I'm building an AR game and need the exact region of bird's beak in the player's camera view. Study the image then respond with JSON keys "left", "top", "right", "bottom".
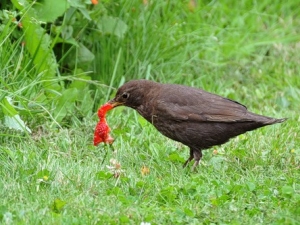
{"left": 107, "top": 98, "right": 123, "bottom": 108}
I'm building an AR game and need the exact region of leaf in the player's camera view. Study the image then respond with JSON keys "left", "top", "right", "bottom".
{"left": 1, "top": 97, "right": 31, "bottom": 133}
{"left": 246, "top": 182, "right": 256, "bottom": 192}
{"left": 78, "top": 7, "right": 91, "bottom": 21}
{"left": 77, "top": 43, "right": 95, "bottom": 63}
{"left": 1, "top": 97, "right": 18, "bottom": 116}
{"left": 51, "top": 199, "right": 66, "bottom": 213}
{"left": 11, "top": 0, "right": 61, "bottom": 94}
{"left": 53, "top": 88, "right": 78, "bottom": 123}
{"left": 281, "top": 186, "right": 294, "bottom": 196}
{"left": 96, "top": 171, "right": 112, "bottom": 180}
{"left": 184, "top": 207, "right": 195, "bottom": 217}
{"left": 68, "top": 0, "right": 86, "bottom": 8}
{"left": 36, "top": 169, "right": 50, "bottom": 179}
{"left": 69, "top": 74, "right": 91, "bottom": 90}
{"left": 77, "top": 88, "right": 94, "bottom": 116}
{"left": 60, "top": 25, "right": 74, "bottom": 40}
{"left": 65, "top": 43, "right": 95, "bottom": 68}
{"left": 168, "top": 152, "right": 185, "bottom": 163}
{"left": 69, "top": 74, "right": 93, "bottom": 115}
{"left": 209, "top": 156, "right": 227, "bottom": 170}
{"left": 34, "top": 0, "right": 70, "bottom": 23}
{"left": 4, "top": 115, "right": 32, "bottom": 133}
{"left": 97, "top": 16, "right": 128, "bottom": 38}
{"left": 136, "top": 181, "right": 145, "bottom": 188}
{"left": 54, "top": 37, "right": 79, "bottom": 46}
{"left": 119, "top": 215, "right": 130, "bottom": 223}
{"left": 158, "top": 186, "right": 178, "bottom": 203}
{"left": 106, "top": 187, "right": 122, "bottom": 195}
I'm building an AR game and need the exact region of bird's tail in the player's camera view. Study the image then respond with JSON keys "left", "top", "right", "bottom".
{"left": 260, "top": 117, "right": 287, "bottom": 125}
{"left": 248, "top": 112, "right": 287, "bottom": 125}
{"left": 272, "top": 118, "right": 288, "bottom": 124}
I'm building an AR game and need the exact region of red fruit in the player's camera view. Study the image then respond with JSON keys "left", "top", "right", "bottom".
{"left": 94, "top": 103, "right": 114, "bottom": 146}
{"left": 97, "top": 103, "right": 113, "bottom": 119}
{"left": 93, "top": 119, "right": 114, "bottom": 146}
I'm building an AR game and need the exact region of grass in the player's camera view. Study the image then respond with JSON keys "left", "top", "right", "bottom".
{"left": 1, "top": 0, "right": 300, "bottom": 224}
{"left": 0, "top": 115, "right": 299, "bottom": 224}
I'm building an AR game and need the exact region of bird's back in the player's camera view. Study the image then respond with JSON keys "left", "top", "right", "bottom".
{"left": 140, "top": 81, "right": 286, "bottom": 149}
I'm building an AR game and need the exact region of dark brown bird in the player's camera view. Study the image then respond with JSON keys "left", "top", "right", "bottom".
{"left": 107, "top": 80, "right": 286, "bottom": 170}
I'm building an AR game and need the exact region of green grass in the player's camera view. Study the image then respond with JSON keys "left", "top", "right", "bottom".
{"left": 1, "top": 0, "right": 300, "bottom": 224}
{"left": 1, "top": 113, "right": 299, "bottom": 224}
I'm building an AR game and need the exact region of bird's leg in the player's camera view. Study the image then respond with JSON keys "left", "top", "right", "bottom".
{"left": 192, "top": 149, "right": 202, "bottom": 171}
{"left": 183, "top": 148, "right": 194, "bottom": 168}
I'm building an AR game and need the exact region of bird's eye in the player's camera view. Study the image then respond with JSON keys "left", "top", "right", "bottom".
{"left": 122, "top": 92, "right": 129, "bottom": 99}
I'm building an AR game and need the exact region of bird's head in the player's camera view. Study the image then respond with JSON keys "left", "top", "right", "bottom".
{"left": 107, "top": 80, "right": 152, "bottom": 109}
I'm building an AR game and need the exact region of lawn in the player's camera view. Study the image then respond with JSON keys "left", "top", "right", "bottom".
{"left": 0, "top": 0, "right": 299, "bottom": 224}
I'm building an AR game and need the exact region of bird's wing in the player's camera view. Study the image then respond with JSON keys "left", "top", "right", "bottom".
{"left": 156, "top": 87, "right": 252, "bottom": 123}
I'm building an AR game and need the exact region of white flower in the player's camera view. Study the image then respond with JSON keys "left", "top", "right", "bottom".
{"left": 106, "top": 158, "right": 124, "bottom": 178}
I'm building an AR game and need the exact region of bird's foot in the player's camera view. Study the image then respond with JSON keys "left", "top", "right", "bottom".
{"left": 191, "top": 160, "right": 200, "bottom": 172}
{"left": 183, "top": 156, "right": 193, "bottom": 168}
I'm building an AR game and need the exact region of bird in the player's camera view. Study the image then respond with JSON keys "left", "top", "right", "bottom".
{"left": 106, "top": 79, "right": 286, "bottom": 170}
